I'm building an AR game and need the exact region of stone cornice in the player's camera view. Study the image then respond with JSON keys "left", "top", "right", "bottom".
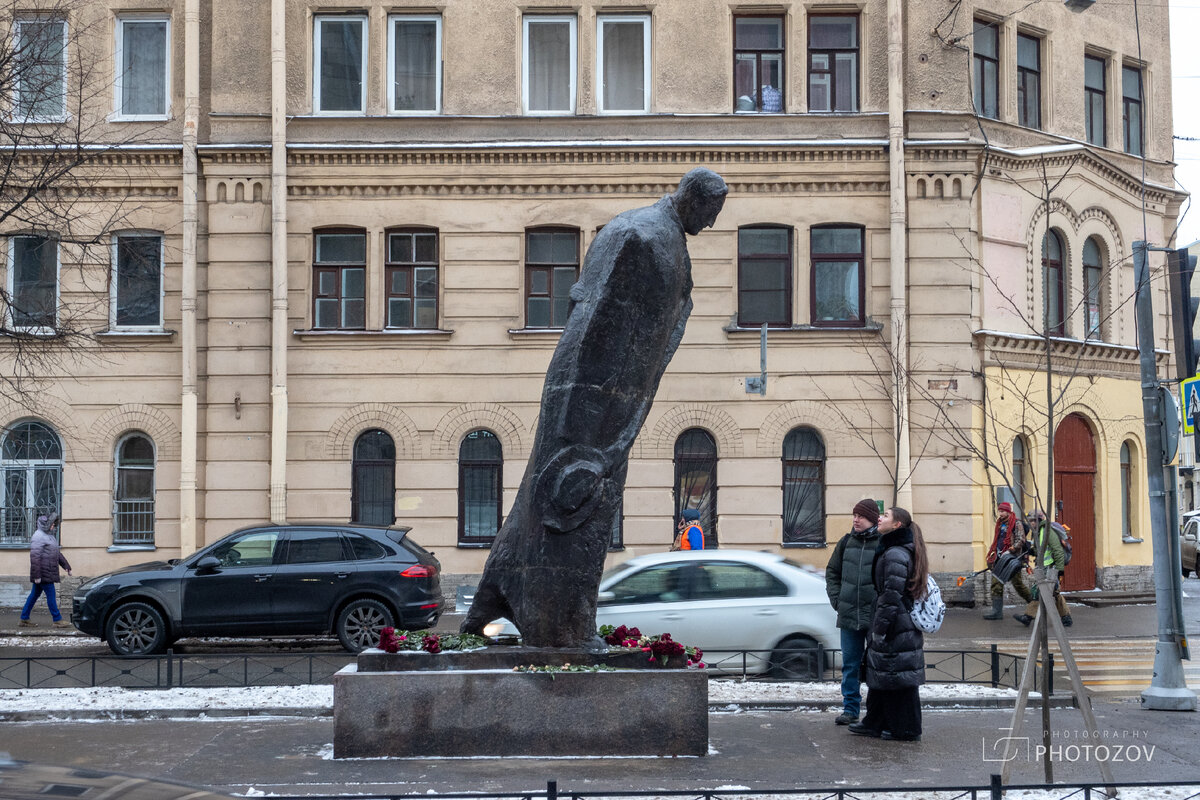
{"left": 972, "top": 329, "right": 1167, "bottom": 378}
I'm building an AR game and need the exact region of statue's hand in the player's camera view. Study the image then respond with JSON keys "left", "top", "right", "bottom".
{"left": 532, "top": 445, "right": 607, "bottom": 533}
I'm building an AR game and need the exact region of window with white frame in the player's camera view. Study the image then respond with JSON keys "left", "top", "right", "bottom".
{"left": 314, "top": 15, "right": 367, "bottom": 114}
{"left": 6, "top": 235, "right": 57, "bottom": 331}
{"left": 113, "top": 432, "right": 155, "bottom": 546}
{"left": 115, "top": 16, "right": 169, "bottom": 118}
{"left": 14, "top": 17, "right": 67, "bottom": 121}
{"left": 597, "top": 15, "right": 649, "bottom": 113}
{"left": 389, "top": 15, "right": 440, "bottom": 113}
{"left": 112, "top": 233, "right": 163, "bottom": 329}
{"left": 523, "top": 15, "right": 576, "bottom": 114}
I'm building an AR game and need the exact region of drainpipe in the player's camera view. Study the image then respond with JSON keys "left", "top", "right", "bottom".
{"left": 269, "top": 0, "right": 289, "bottom": 522}
{"left": 888, "top": 0, "right": 912, "bottom": 506}
{"left": 179, "top": 0, "right": 200, "bottom": 554}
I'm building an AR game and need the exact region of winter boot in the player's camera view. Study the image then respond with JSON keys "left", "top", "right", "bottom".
{"left": 982, "top": 595, "right": 1004, "bottom": 620}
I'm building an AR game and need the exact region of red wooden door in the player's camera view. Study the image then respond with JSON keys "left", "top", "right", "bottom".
{"left": 1053, "top": 414, "right": 1097, "bottom": 590}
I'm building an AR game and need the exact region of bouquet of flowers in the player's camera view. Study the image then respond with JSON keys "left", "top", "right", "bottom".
{"left": 599, "top": 624, "right": 705, "bottom": 669}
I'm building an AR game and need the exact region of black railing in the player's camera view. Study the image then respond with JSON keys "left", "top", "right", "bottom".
{"left": 267, "top": 777, "right": 1200, "bottom": 800}
{"left": 0, "top": 646, "right": 1033, "bottom": 690}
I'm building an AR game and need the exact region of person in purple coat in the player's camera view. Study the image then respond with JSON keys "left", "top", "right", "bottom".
{"left": 19, "top": 512, "right": 72, "bottom": 628}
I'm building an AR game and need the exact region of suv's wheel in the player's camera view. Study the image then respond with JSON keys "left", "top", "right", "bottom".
{"left": 105, "top": 602, "right": 168, "bottom": 656}
{"left": 336, "top": 599, "right": 394, "bottom": 652}
{"left": 768, "top": 635, "right": 821, "bottom": 680}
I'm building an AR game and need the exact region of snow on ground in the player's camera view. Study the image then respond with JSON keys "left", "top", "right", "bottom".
{"left": 0, "top": 680, "right": 1026, "bottom": 712}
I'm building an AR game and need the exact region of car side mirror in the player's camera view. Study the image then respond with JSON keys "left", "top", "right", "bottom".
{"left": 597, "top": 590, "right": 616, "bottom": 605}
{"left": 195, "top": 555, "right": 221, "bottom": 574}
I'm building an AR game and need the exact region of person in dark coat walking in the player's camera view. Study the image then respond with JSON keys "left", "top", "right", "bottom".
{"left": 824, "top": 498, "right": 881, "bottom": 725}
{"left": 849, "top": 505, "right": 928, "bottom": 742}
{"left": 19, "top": 512, "right": 72, "bottom": 628}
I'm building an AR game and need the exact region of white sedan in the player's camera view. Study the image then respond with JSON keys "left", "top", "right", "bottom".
{"left": 485, "top": 549, "right": 839, "bottom": 677}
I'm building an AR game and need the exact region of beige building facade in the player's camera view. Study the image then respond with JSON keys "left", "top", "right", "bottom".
{"left": 0, "top": 0, "right": 1184, "bottom": 599}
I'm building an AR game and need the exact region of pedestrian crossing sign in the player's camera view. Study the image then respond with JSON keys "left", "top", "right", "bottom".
{"left": 1184, "top": 375, "right": 1200, "bottom": 435}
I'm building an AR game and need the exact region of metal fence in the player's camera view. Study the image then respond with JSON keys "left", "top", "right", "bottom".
{"left": 267, "top": 777, "right": 1200, "bottom": 800}
{"left": 0, "top": 646, "right": 1031, "bottom": 690}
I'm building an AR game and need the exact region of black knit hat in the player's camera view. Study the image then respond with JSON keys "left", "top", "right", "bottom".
{"left": 852, "top": 499, "right": 880, "bottom": 524}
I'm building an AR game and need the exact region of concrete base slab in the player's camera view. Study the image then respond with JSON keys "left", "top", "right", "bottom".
{"left": 333, "top": 665, "right": 708, "bottom": 758}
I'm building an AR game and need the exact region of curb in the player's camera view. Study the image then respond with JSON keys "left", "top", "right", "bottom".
{"left": 0, "top": 696, "right": 1075, "bottom": 722}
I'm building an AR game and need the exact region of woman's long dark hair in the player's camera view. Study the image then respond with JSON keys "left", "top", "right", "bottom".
{"left": 889, "top": 506, "right": 930, "bottom": 599}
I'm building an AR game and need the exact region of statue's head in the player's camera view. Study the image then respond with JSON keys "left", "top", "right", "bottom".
{"left": 673, "top": 168, "right": 728, "bottom": 235}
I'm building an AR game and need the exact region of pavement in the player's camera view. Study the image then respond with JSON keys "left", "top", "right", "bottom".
{"left": 4, "top": 589, "right": 1200, "bottom": 796}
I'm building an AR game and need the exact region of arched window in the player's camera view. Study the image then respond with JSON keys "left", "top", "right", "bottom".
{"left": 674, "top": 428, "right": 717, "bottom": 547}
{"left": 459, "top": 430, "right": 503, "bottom": 544}
{"left": 351, "top": 429, "right": 396, "bottom": 526}
{"left": 1011, "top": 435, "right": 1028, "bottom": 515}
{"left": 1120, "top": 440, "right": 1139, "bottom": 541}
{"left": 782, "top": 427, "right": 825, "bottom": 546}
{"left": 1042, "top": 230, "right": 1065, "bottom": 336}
{"left": 1083, "top": 237, "right": 1103, "bottom": 339}
{"left": 113, "top": 433, "right": 155, "bottom": 546}
{"left": 1, "top": 421, "right": 63, "bottom": 545}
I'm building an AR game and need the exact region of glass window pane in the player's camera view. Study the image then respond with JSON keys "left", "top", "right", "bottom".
{"left": 527, "top": 296, "right": 550, "bottom": 327}
{"left": 315, "top": 298, "right": 338, "bottom": 328}
{"left": 834, "top": 53, "right": 857, "bottom": 110}
{"left": 389, "top": 297, "right": 412, "bottom": 327}
{"left": 741, "top": 259, "right": 788, "bottom": 291}
{"left": 1018, "top": 35, "right": 1039, "bottom": 70}
{"left": 316, "top": 233, "right": 365, "bottom": 263}
{"left": 414, "top": 267, "right": 437, "bottom": 297}
{"left": 740, "top": 228, "right": 789, "bottom": 256}
{"left": 601, "top": 20, "right": 645, "bottom": 111}
{"left": 530, "top": 269, "right": 549, "bottom": 294}
{"left": 390, "top": 269, "right": 409, "bottom": 295}
{"left": 116, "top": 236, "right": 161, "bottom": 326}
{"left": 121, "top": 20, "right": 167, "bottom": 116}
{"left": 974, "top": 21, "right": 997, "bottom": 59}
{"left": 354, "top": 429, "right": 396, "bottom": 460}
{"left": 740, "top": 291, "right": 787, "bottom": 324}
{"left": 813, "top": 261, "right": 860, "bottom": 321}
{"left": 16, "top": 20, "right": 66, "bottom": 118}
{"left": 552, "top": 267, "right": 576, "bottom": 296}
{"left": 393, "top": 19, "right": 438, "bottom": 111}
{"left": 342, "top": 268, "right": 365, "bottom": 298}
{"left": 1083, "top": 238, "right": 1101, "bottom": 268}
{"left": 811, "top": 227, "right": 862, "bottom": 254}
{"left": 460, "top": 429, "right": 501, "bottom": 461}
{"left": 342, "top": 297, "right": 365, "bottom": 328}
{"left": 810, "top": 17, "right": 855, "bottom": 49}
{"left": 414, "top": 298, "right": 437, "bottom": 329}
{"left": 809, "top": 72, "right": 829, "bottom": 112}
{"left": 1123, "top": 66, "right": 1142, "bottom": 100}
{"left": 527, "top": 20, "right": 572, "bottom": 112}
{"left": 1042, "top": 232, "right": 1062, "bottom": 261}
{"left": 1085, "top": 56, "right": 1104, "bottom": 90}
{"left": 389, "top": 233, "right": 413, "bottom": 263}
{"left": 735, "top": 18, "right": 782, "bottom": 49}
{"left": 119, "top": 435, "right": 155, "bottom": 465}
{"left": 551, "top": 232, "right": 578, "bottom": 264}
{"left": 981, "top": 62, "right": 998, "bottom": 118}
{"left": 12, "top": 236, "right": 56, "bottom": 328}
{"left": 735, "top": 53, "right": 758, "bottom": 109}
{"left": 318, "top": 19, "right": 364, "bottom": 112}
{"left": 117, "top": 468, "right": 154, "bottom": 499}
{"left": 413, "top": 233, "right": 437, "bottom": 262}
{"left": 527, "top": 233, "right": 553, "bottom": 263}
{"left": 552, "top": 297, "right": 570, "bottom": 326}
{"left": 3, "top": 422, "right": 61, "bottom": 460}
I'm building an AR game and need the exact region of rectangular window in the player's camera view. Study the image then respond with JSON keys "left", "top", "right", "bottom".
{"left": 597, "top": 15, "right": 649, "bottom": 113}
{"left": 7, "top": 235, "right": 57, "bottom": 330}
{"left": 737, "top": 226, "right": 792, "bottom": 327}
{"left": 386, "top": 229, "right": 439, "bottom": 329}
{"left": 1084, "top": 262, "right": 1101, "bottom": 338}
{"left": 1123, "top": 65, "right": 1144, "bottom": 156}
{"left": 524, "top": 16, "right": 576, "bottom": 114}
{"left": 1084, "top": 55, "right": 1106, "bottom": 147}
{"left": 112, "top": 233, "right": 163, "bottom": 329}
{"left": 1016, "top": 33, "right": 1041, "bottom": 129}
{"left": 313, "top": 231, "right": 366, "bottom": 330}
{"left": 808, "top": 15, "right": 858, "bottom": 112}
{"left": 525, "top": 229, "right": 579, "bottom": 328}
{"left": 14, "top": 18, "right": 66, "bottom": 120}
{"left": 972, "top": 19, "right": 999, "bottom": 119}
{"left": 388, "top": 15, "right": 441, "bottom": 113}
{"left": 115, "top": 17, "right": 169, "bottom": 118}
{"left": 314, "top": 15, "right": 367, "bottom": 113}
{"left": 733, "top": 16, "right": 784, "bottom": 113}
{"left": 810, "top": 226, "right": 864, "bottom": 326}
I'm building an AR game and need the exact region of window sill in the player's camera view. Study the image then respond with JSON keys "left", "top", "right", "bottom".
{"left": 783, "top": 542, "right": 828, "bottom": 549}
{"left": 508, "top": 328, "right": 564, "bottom": 340}
{"left": 95, "top": 329, "right": 176, "bottom": 342}
{"left": 1121, "top": 536, "right": 1144, "bottom": 544}
{"left": 108, "top": 114, "right": 171, "bottom": 123}
{"left": 457, "top": 542, "right": 494, "bottom": 549}
{"left": 293, "top": 328, "right": 454, "bottom": 342}
{"left": 724, "top": 321, "right": 883, "bottom": 338}
{"left": 108, "top": 544, "right": 157, "bottom": 552}
{"left": 0, "top": 543, "right": 30, "bottom": 550}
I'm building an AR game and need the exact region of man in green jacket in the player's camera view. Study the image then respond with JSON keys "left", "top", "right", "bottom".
{"left": 1013, "top": 512, "right": 1072, "bottom": 627}
{"left": 825, "top": 499, "right": 882, "bottom": 725}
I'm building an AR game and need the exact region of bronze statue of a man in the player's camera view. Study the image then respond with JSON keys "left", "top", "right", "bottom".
{"left": 461, "top": 168, "right": 728, "bottom": 648}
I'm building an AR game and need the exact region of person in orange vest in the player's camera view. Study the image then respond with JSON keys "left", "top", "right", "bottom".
{"left": 677, "top": 509, "right": 706, "bottom": 550}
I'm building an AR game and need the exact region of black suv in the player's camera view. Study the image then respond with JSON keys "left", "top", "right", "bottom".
{"left": 71, "top": 523, "right": 443, "bottom": 655}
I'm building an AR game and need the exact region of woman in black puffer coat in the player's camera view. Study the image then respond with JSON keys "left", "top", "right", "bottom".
{"left": 849, "top": 506, "right": 929, "bottom": 742}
